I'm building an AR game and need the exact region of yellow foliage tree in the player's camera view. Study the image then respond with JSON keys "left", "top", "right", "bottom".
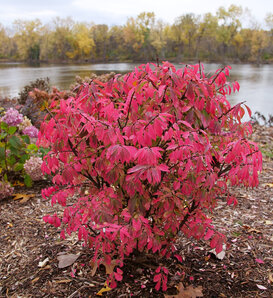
{"left": 66, "top": 23, "right": 95, "bottom": 60}
{"left": 13, "top": 19, "right": 42, "bottom": 61}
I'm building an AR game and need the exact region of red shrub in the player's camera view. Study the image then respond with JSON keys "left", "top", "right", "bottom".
{"left": 38, "top": 62, "right": 262, "bottom": 290}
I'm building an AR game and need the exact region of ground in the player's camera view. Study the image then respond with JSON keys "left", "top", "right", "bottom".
{"left": 0, "top": 125, "right": 272, "bottom": 298}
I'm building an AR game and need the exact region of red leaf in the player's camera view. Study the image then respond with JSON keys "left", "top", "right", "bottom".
{"left": 132, "top": 219, "right": 141, "bottom": 232}
{"left": 174, "top": 254, "right": 182, "bottom": 262}
{"left": 153, "top": 273, "right": 161, "bottom": 282}
{"left": 155, "top": 280, "right": 161, "bottom": 291}
{"left": 114, "top": 271, "right": 123, "bottom": 281}
{"left": 255, "top": 258, "right": 264, "bottom": 264}
{"left": 186, "top": 83, "right": 195, "bottom": 101}
{"left": 179, "top": 120, "right": 193, "bottom": 129}
{"left": 204, "top": 229, "right": 214, "bottom": 241}
{"left": 127, "top": 165, "right": 148, "bottom": 174}
{"left": 244, "top": 104, "right": 252, "bottom": 118}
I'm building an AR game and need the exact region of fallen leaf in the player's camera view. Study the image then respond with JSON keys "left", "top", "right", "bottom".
{"left": 41, "top": 265, "right": 51, "bottom": 270}
{"left": 87, "top": 283, "right": 96, "bottom": 287}
{"left": 247, "top": 228, "right": 262, "bottom": 234}
{"left": 96, "top": 282, "right": 112, "bottom": 296}
{"left": 90, "top": 259, "right": 118, "bottom": 276}
{"left": 90, "top": 261, "right": 98, "bottom": 277}
{"left": 262, "top": 183, "right": 273, "bottom": 188}
{"left": 269, "top": 272, "right": 273, "bottom": 283}
{"left": 38, "top": 257, "right": 49, "bottom": 268}
{"left": 71, "top": 268, "right": 76, "bottom": 277}
{"left": 257, "top": 284, "right": 267, "bottom": 290}
{"left": 204, "top": 255, "right": 210, "bottom": 261}
{"left": 57, "top": 254, "right": 80, "bottom": 269}
{"left": 102, "top": 259, "right": 118, "bottom": 275}
{"left": 31, "top": 277, "right": 40, "bottom": 284}
{"left": 255, "top": 258, "right": 264, "bottom": 264}
{"left": 210, "top": 244, "right": 226, "bottom": 260}
{"left": 13, "top": 193, "right": 35, "bottom": 203}
{"left": 13, "top": 181, "right": 25, "bottom": 187}
{"left": 165, "top": 283, "right": 203, "bottom": 298}
{"left": 265, "top": 220, "right": 273, "bottom": 225}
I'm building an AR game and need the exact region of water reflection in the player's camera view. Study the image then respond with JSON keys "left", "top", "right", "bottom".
{"left": 0, "top": 62, "right": 272, "bottom": 117}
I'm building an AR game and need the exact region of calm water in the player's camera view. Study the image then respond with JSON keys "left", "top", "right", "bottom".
{"left": 0, "top": 62, "right": 272, "bottom": 118}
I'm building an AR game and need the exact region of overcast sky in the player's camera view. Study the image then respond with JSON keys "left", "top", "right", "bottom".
{"left": 0, "top": 0, "right": 272, "bottom": 28}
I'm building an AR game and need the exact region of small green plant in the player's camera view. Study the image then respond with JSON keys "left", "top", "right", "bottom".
{"left": 0, "top": 121, "right": 33, "bottom": 186}
{"left": 0, "top": 108, "right": 48, "bottom": 195}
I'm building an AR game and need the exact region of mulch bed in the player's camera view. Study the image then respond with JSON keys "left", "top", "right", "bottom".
{"left": 0, "top": 125, "right": 272, "bottom": 298}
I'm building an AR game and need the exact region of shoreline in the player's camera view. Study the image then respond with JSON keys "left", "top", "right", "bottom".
{"left": 0, "top": 58, "right": 272, "bottom": 66}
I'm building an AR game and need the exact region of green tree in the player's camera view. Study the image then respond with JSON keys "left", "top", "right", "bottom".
{"left": 216, "top": 5, "right": 243, "bottom": 57}
{"left": 0, "top": 24, "right": 14, "bottom": 59}
{"left": 197, "top": 13, "right": 219, "bottom": 59}
{"left": 264, "top": 13, "right": 273, "bottom": 61}
{"left": 66, "top": 22, "right": 95, "bottom": 60}
{"left": 108, "top": 25, "right": 127, "bottom": 60}
{"left": 91, "top": 24, "right": 109, "bottom": 61}
{"left": 39, "top": 25, "right": 51, "bottom": 61}
{"left": 170, "top": 13, "right": 200, "bottom": 59}
{"left": 48, "top": 17, "right": 75, "bottom": 61}
{"left": 123, "top": 12, "right": 155, "bottom": 60}
{"left": 13, "top": 19, "right": 42, "bottom": 61}
{"left": 135, "top": 12, "right": 155, "bottom": 59}
{"left": 250, "top": 30, "right": 269, "bottom": 63}
{"left": 150, "top": 20, "right": 167, "bottom": 59}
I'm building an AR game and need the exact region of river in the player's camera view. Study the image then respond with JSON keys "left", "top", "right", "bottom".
{"left": 0, "top": 62, "right": 272, "bottom": 118}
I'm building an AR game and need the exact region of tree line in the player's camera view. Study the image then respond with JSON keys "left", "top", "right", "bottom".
{"left": 0, "top": 5, "right": 272, "bottom": 64}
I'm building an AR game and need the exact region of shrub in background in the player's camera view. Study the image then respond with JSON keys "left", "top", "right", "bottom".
{"left": 18, "top": 77, "right": 50, "bottom": 105}
{"left": 19, "top": 74, "right": 117, "bottom": 129}
{"left": 39, "top": 62, "right": 262, "bottom": 291}
{"left": 21, "top": 87, "right": 70, "bottom": 128}
{"left": 70, "top": 72, "right": 116, "bottom": 93}
{"left": 18, "top": 77, "right": 52, "bottom": 128}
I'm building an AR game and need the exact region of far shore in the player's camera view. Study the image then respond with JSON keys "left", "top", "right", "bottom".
{"left": 1, "top": 58, "right": 272, "bottom": 66}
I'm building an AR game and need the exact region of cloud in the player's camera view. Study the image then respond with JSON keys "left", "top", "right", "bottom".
{"left": 1, "top": 10, "right": 58, "bottom": 26}
{"left": 71, "top": 0, "right": 186, "bottom": 23}
{"left": 0, "top": 0, "right": 272, "bottom": 27}
{"left": 9, "top": 10, "right": 57, "bottom": 19}
{"left": 70, "top": 0, "right": 273, "bottom": 25}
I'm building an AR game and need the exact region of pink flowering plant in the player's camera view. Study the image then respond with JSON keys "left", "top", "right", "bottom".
{"left": 0, "top": 108, "right": 48, "bottom": 190}
{"left": 39, "top": 62, "right": 262, "bottom": 291}
{"left": 24, "top": 156, "right": 44, "bottom": 181}
{"left": 22, "top": 125, "right": 39, "bottom": 138}
{"left": 1, "top": 108, "right": 23, "bottom": 126}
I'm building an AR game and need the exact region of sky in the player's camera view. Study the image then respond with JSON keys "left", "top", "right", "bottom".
{"left": 0, "top": 0, "right": 272, "bottom": 28}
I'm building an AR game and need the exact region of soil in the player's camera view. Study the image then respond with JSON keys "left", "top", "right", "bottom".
{"left": 0, "top": 125, "right": 272, "bottom": 298}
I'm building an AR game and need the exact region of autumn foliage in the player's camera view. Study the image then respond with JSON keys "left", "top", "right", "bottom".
{"left": 38, "top": 62, "right": 262, "bottom": 290}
